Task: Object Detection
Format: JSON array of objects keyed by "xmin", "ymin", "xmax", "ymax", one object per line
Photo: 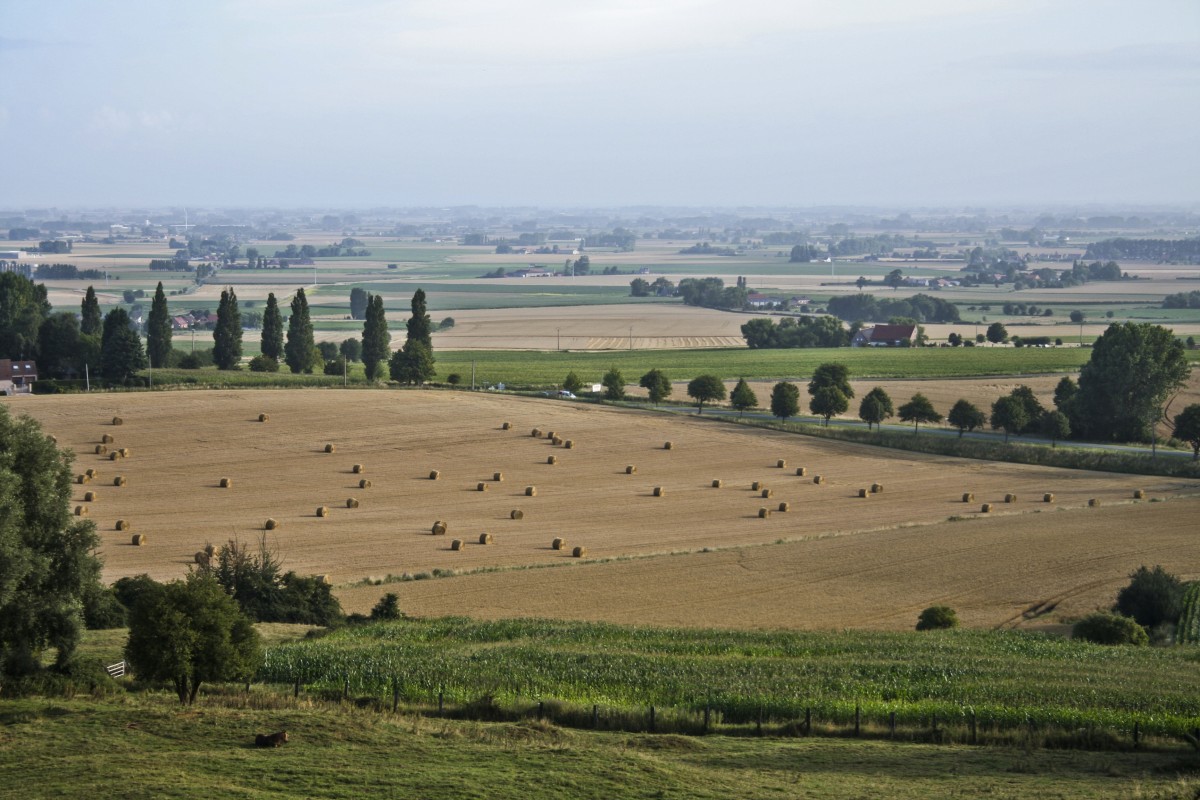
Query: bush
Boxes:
[
  {"xmin": 248, "ymin": 355, "xmax": 279, "ymax": 372},
  {"xmin": 915, "ymin": 606, "xmax": 958, "ymax": 631},
  {"xmin": 1073, "ymin": 612, "xmax": 1149, "ymax": 645},
  {"xmin": 446, "ymin": 373, "xmax": 461, "ymax": 385},
  {"xmin": 178, "ymin": 349, "xmax": 214, "ymax": 370},
  {"xmin": 1116, "ymin": 565, "xmax": 1184, "ymax": 628},
  {"xmin": 83, "ymin": 586, "xmax": 127, "ymax": 629},
  {"xmin": 323, "ymin": 357, "xmax": 347, "ymax": 376},
  {"xmin": 370, "ymin": 592, "xmax": 402, "ymax": 621},
  {"xmin": 317, "ymin": 341, "xmax": 339, "ymax": 360}
]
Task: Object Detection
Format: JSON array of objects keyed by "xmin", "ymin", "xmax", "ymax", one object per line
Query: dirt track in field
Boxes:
[{"xmin": 7, "ymin": 389, "xmax": 1199, "ymax": 630}]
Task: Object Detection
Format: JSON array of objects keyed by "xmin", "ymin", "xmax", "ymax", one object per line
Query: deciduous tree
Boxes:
[
  {"xmin": 770, "ymin": 381, "xmax": 800, "ymax": 422},
  {"xmin": 858, "ymin": 387, "xmax": 894, "ymax": 430},
  {"xmin": 389, "ymin": 340, "xmax": 435, "ymax": 384},
  {"xmin": 686, "ymin": 374, "xmax": 726, "ymax": 414},
  {"xmin": 80, "ymin": 285, "xmax": 102, "ymax": 336},
  {"xmin": 730, "ymin": 378, "xmax": 757, "ymax": 417},
  {"xmin": 261, "ymin": 293, "xmax": 283, "ymax": 361},
  {"xmin": 99, "ymin": 308, "xmax": 146, "ymax": 383},
  {"xmin": 213, "ymin": 287, "xmax": 242, "ymax": 370},
  {"xmin": 639, "ymin": 369, "xmax": 672, "ymax": 406},
  {"xmin": 361, "ymin": 294, "xmax": 390, "ymax": 381},
  {"xmin": 989, "ymin": 395, "xmax": 1028, "ymax": 443},
  {"xmin": 601, "ymin": 367, "xmax": 625, "ymax": 400},
  {"xmin": 284, "ymin": 289, "xmax": 315, "ymax": 374},
  {"xmin": 898, "ymin": 393, "xmax": 942, "ymax": 432},
  {"xmin": 1172, "ymin": 404, "xmax": 1200, "ymax": 460},
  {"xmin": 146, "ymin": 282, "xmax": 173, "ymax": 368},
  {"xmin": 947, "ymin": 399, "xmax": 985, "ymax": 438}
]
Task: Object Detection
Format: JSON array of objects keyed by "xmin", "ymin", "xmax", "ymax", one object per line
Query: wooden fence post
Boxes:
[
  {"xmin": 293, "ymin": 678, "xmax": 300, "ymax": 699},
  {"xmin": 854, "ymin": 703, "xmax": 861, "ymax": 737},
  {"xmin": 342, "ymin": 676, "xmax": 349, "ymax": 701},
  {"xmin": 704, "ymin": 702, "xmax": 710, "ymax": 734},
  {"xmin": 537, "ymin": 700, "xmax": 544, "ymax": 720},
  {"xmin": 649, "ymin": 705, "xmax": 656, "ymax": 733},
  {"xmin": 592, "ymin": 704, "xmax": 599, "ymax": 729},
  {"xmin": 804, "ymin": 707, "xmax": 811, "ymax": 736},
  {"xmin": 438, "ymin": 690, "xmax": 444, "ymax": 716},
  {"xmin": 970, "ymin": 711, "xmax": 977, "ymax": 745},
  {"xmin": 889, "ymin": 711, "xmax": 896, "ymax": 738}
]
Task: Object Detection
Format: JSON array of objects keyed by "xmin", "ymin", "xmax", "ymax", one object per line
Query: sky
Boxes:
[{"xmin": 1, "ymin": 0, "xmax": 1197, "ymax": 209}]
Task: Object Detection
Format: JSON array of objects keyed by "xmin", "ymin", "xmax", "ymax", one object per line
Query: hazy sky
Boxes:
[{"xmin": 1, "ymin": 0, "xmax": 1196, "ymax": 208}]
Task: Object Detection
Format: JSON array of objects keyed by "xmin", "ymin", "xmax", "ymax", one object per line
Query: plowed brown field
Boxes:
[{"xmin": 9, "ymin": 389, "xmax": 1198, "ymax": 630}]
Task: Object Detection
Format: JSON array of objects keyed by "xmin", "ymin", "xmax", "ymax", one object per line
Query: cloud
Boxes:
[{"xmin": 88, "ymin": 106, "xmax": 174, "ymax": 133}]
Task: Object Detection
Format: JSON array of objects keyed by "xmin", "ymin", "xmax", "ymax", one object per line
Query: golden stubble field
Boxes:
[{"xmin": 8, "ymin": 389, "xmax": 1199, "ymax": 630}]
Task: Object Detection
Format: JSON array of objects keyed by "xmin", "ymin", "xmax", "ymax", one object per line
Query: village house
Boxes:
[
  {"xmin": 0, "ymin": 359, "xmax": 37, "ymax": 394},
  {"xmin": 851, "ymin": 323, "xmax": 917, "ymax": 347}
]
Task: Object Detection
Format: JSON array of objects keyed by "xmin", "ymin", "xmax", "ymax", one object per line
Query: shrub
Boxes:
[
  {"xmin": 447, "ymin": 373, "xmax": 461, "ymax": 385},
  {"xmin": 83, "ymin": 585, "xmax": 127, "ymax": 629},
  {"xmin": 248, "ymin": 355, "xmax": 279, "ymax": 372},
  {"xmin": 915, "ymin": 606, "xmax": 958, "ymax": 631},
  {"xmin": 370, "ymin": 592, "xmax": 402, "ymax": 621},
  {"xmin": 1073, "ymin": 612, "xmax": 1149, "ymax": 646},
  {"xmin": 1116, "ymin": 565, "xmax": 1184, "ymax": 628},
  {"xmin": 323, "ymin": 356, "xmax": 347, "ymax": 376}
]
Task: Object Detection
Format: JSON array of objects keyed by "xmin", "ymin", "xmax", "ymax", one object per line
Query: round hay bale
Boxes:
[
  {"xmin": 962, "ymin": 492, "xmax": 974, "ymax": 503},
  {"xmin": 204, "ymin": 544, "xmax": 217, "ymax": 557},
  {"xmin": 1043, "ymin": 493, "xmax": 1055, "ymax": 503},
  {"xmin": 131, "ymin": 534, "xmax": 146, "ymax": 546},
  {"xmin": 795, "ymin": 467, "xmax": 807, "ymax": 477},
  {"xmin": 777, "ymin": 459, "xmax": 787, "ymax": 469},
  {"xmin": 758, "ymin": 507, "xmax": 771, "ymax": 518},
  {"xmin": 493, "ymin": 472, "xmax": 504, "ymax": 482},
  {"xmin": 75, "ymin": 505, "xmax": 88, "ymax": 516},
  {"xmin": 265, "ymin": 518, "xmax": 279, "ymax": 530},
  {"xmin": 109, "ymin": 452, "xmax": 119, "ymax": 461},
  {"xmin": 112, "ymin": 416, "xmax": 123, "ymax": 426},
  {"xmin": 653, "ymin": 486, "xmax": 666, "ymax": 497},
  {"xmin": 546, "ymin": 431, "xmax": 557, "ymax": 441},
  {"xmin": 95, "ymin": 444, "xmax": 107, "ymax": 455},
  {"xmin": 712, "ymin": 479, "xmax": 722, "ymax": 488},
  {"xmin": 1133, "ymin": 489, "xmax": 1146, "ymax": 500},
  {"xmin": 258, "ymin": 413, "xmax": 269, "ymax": 422},
  {"xmin": 551, "ymin": 437, "xmax": 562, "ymax": 446},
  {"xmin": 115, "ymin": 520, "xmax": 130, "ymax": 531},
  {"xmin": 345, "ymin": 497, "xmax": 359, "ymax": 509},
  {"xmin": 547, "ymin": 455, "xmax": 557, "ymax": 465},
  {"xmin": 813, "ymin": 476, "xmax": 825, "ymax": 485},
  {"xmin": 572, "ymin": 546, "xmax": 587, "ymax": 558},
  {"xmin": 663, "ymin": 441, "xmax": 673, "ymax": 450},
  {"xmin": 77, "ymin": 474, "xmax": 89, "ymax": 484},
  {"xmin": 510, "ymin": 509, "xmax": 524, "ymax": 520},
  {"xmin": 479, "ymin": 533, "xmax": 493, "ymax": 545},
  {"xmin": 531, "ymin": 428, "xmax": 542, "ymax": 437},
  {"xmin": 85, "ymin": 468, "xmax": 98, "ymax": 479},
  {"xmin": 552, "ymin": 537, "xmax": 566, "ymax": 550},
  {"xmin": 113, "ymin": 476, "xmax": 126, "ymax": 487},
  {"xmin": 778, "ymin": 502, "xmax": 790, "ymax": 512},
  {"xmin": 751, "ymin": 481, "xmax": 762, "ymax": 491},
  {"xmin": 431, "ymin": 521, "xmax": 447, "ymax": 535},
  {"xmin": 1088, "ymin": 498, "xmax": 1101, "ymax": 507},
  {"xmin": 477, "ymin": 482, "xmax": 488, "ymax": 492},
  {"xmin": 564, "ymin": 440, "xmax": 574, "ymax": 449},
  {"xmin": 761, "ymin": 488, "xmax": 773, "ymax": 498},
  {"xmin": 1004, "ymin": 493, "xmax": 1017, "ymax": 503},
  {"xmin": 119, "ymin": 448, "xmax": 130, "ymax": 457},
  {"xmin": 194, "ymin": 551, "xmax": 209, "ymax": 566},
  {"xmin": 220, "ymin": 477, "xmax": 233, "ymax": 488},
  {"xmin": 324, "ymin": 444, "xmax": 336, "ymax": 453},
  {"xmin": 525, "ymin": 486, "xmax": 537, "ymax": 496},
  {"xmin": 316, "ymin": 506, "xmax": 329, "ymax": 517},
  {"xmin": 858, "ymin": 488, "xmax": 869, "ymax": 498},
  {"xmin": 353, "ymin": 464, "xmax": 365, "ymax": 474},
  {"xmin": 980, "ymin": 503, "xmax": 993, "ymax": 513},
  {"xmin": 626, "ymin": 465, "xmax": 637, "ymax": 474},
  {"xmin": 871, "ymin": 483, "xmax": 884, "ymax": 494},
  {"xmin": 429, "ymin": 470, "xmax": 441, "ymax": 480},
  {"xmin": 83, "ymin": 491, "xmax": 97, "ymax": 502},
  {"xmin": 359, "ymin": 479, "xmax": 372, "ymax": 489},
  {"xmin": 501, "ymin": 422, "xmax": 511, "ymax": 430},
  {"xmin": 101, "ymin": 433, "xmax": 115, "ymax": 444},
  {"xmin": 450, "ymin": 539, "xmax": 464, "ymax": 551},
  {"xmin": 319, "ymin": 574, "xmax": 332, "ymax": 585}
]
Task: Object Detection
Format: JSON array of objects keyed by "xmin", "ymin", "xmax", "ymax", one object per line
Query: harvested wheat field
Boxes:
[
  {"xmin": 8, "ymin": 389, "xmax": 1199, "ymax": 629},
  {"xmin": 337, "ymin": 498, "xmax": 1200, "ymax": 630}
]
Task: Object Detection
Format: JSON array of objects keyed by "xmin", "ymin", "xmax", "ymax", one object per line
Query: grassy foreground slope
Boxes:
[{"xmin": 2, "ymin": 694, "xmax": 1196, "ymax": 800}]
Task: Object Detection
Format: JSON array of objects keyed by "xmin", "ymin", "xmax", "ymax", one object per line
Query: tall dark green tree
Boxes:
[
  {"xmin": 146, "ymin": 282, "xmax": 172, "ymax": 368},
  {"xmin": 37, "ymin": 313, "xmax": 84, "ymax": 379},
  {"xmin": 260, "ymin": 292, "xmax": 284, "ymax": 361},
  {"xmin": 389, "ymin": 340, "xmax": 435, "ymax": 385},
  {"xmin": 858, "ymin": 387, "xmax": 894, "ymax": 430},
  {"xmin": 686, "ymin": 374, "xmax": 726, "ymax": 414},
  {"xmin": 770, "ymin": 381, "xmax": 800, "ymax": 422},
  {"xmin": 0, "ymin": 273, "xmax": 49, "ymax": 359},
  {"xmin": 213, "ymin": 287, "xmax": 242, "ymax": 370},
  {"xmin": 99, "ymin": 308, "xmax": 146, "ymax": 384},
  {"xmin": 284, "ymin": 289, "xmax": 315, "ymax": 374},
  {"xmin": 810, "ymin": 386, "xmax": 848, "ymax": 425},
  {"xmin": 1173, "ymin": 404, "xmax": 1200, "ymax": 461},
  {"xmin": 990, "ymin": 396, "xmax": 1029, "ymax": 443},
  {"xmin": 0, "ymin": 406, "xmax": 102, "ymax": 674},
  {"xmin": 947, "ymin": 399, "xmax": 986, "ymax": 438},
  {"xmin": 1071, "ymin": 323, "xmax": 1190, "ymax": 442},
  {"xmin": 349, "ymin": 287, "xmax": 369, "ymax": 320},
  {"xmin": 639, "ymin": 369, "xmax": 672, "ymax": 406},
  {"xmin": 80, "ymin": 285, "xmax": 102, "ymax": 336},
  {"xmin": 898, "ymin": 393, "xmax": 942, "ymax": 432},
  {"xmin": 807, "ymin": 363, "xmax": 854, "ymax": 403},
  {"xmin": 601, "ymin": 367, "xmax": 625, "ymax": 400},
  {"xmin": 361, "ymin": 294, "xmax": 390, "ymax": 381},
  {"xmin": 730, "ymin": 378, "xmax": 758, "ymax": 416},
  {"xmin": 125, "ymin": 573, "xmax": 262, "ymax": 705},
  {"xmin": 1040, "ymin": 410, "xmax": 1071, "ymax": 447},
  {"xmin": 405, "ymin": 288, "xmax": 432, "ymax": 348}
]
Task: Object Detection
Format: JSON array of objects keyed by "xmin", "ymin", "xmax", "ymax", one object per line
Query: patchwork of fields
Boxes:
[{"xmin": 9, "ymin": 390, "xmax": 1198, "ymax": 633}]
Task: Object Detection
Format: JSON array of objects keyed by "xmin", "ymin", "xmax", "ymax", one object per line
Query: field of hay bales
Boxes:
[{"xmin": 8, "ymin": 389, "xmax": 1199, "ymax": 630}]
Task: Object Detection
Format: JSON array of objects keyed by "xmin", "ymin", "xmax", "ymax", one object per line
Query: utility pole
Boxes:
[
  {"xmin": 471, "ymin": 360, "xmax": 476, "ymax": 391},
  {"xmin": 556, "ymin": 327, "xmax": 561, "ymax": 351},
  {"xmin": 629, "ymin": 326, "xmax": 633, "ymax": 351},
  {"xmin": 85, "ymin": 363, "xmax": 90, "ymax": 392}
]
